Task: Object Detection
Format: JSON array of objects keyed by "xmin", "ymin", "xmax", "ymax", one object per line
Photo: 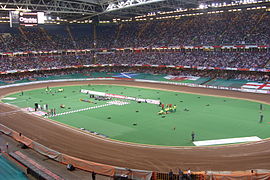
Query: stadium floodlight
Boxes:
[
  {"xmin": 105, "ymin": 0, "xmax": 165, "ymax": 12},
  {"xmin": 199, "ymin": 4, "xmax": 207, "ymax": 9}
]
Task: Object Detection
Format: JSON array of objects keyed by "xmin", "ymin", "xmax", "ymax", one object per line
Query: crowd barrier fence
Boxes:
[{"xmin": 0, "ymin": 77, "xmax": 269, "ymax": 95}]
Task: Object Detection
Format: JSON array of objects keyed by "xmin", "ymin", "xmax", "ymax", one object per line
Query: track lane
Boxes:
[{"xmin": 0, "ymin": 80, "xmax": 270, "ymax": 171}]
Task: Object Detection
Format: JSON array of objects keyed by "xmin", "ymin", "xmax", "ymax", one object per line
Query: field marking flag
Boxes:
[
  {"xmin": 164, "ymin": 75, "xmax": 200, "ymax": 81},
  {"xmin": 113, "ymin": 73, "xmax": 138, "ymax": 79},
  {"xmin": 261, "ymin": 83, "xmax": 270, "ymax": 90},
  {"xmin": 242, "ymin": 82, "xmax": 270, "ymax": 90}
]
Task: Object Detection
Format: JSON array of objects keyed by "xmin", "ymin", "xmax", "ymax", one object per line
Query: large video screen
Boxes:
[{"xmin": 9, "ymin": 11, "xmax": 45, "ymax": 27}]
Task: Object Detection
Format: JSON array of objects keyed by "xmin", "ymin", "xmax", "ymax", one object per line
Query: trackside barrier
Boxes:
[
  {"xmin": 205, "ymin": 170, "xmax": 270, "ymax": 180},
  {"xmin": 30, "ymin": 142, "xmax": 61, "ymax": 160},
  {"xmin": 0, "ymin": 124, "xmax": 33, "ymax": 146},
  {"xmin": 154, "ymin": 171, "xmax": 205, "ymax": 180},
  {"xmin": 154, "ymin": 171, "xmax": 270, "ymax": 180},
  {"xmin": 0, "ymin": 123, "xmax": 154, "ymax": 179},
  {"xmin": 115, "ymin": 167, "xmax": 152, "ymax": 180},
  {"xmin": 0, "ymin": 124, "xmax": 115, "ymax": 176},
  {"xmin": 59, "ymin": 154, "xmax": 115, "ymax": 176}
]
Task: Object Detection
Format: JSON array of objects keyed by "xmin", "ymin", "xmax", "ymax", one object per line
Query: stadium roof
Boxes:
[{"xmin": 0, "ymin": 0, "xmax": 268, "ymax": 21}]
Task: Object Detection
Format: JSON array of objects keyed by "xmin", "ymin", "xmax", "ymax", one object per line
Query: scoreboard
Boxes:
[{"xmin": 9, "ymin": 11, "xmax": 45, "ymax": 27}]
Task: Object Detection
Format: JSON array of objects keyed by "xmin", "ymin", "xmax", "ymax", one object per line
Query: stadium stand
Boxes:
[
  {"xmin": 96, "ymin": 51, "xmax": 270, "ymax": 68},
  {"xmin": 1, "ymin": 51, "xmax": 270, "ymax": 72},
  {"xmin": 0, "ymin": 2, "xmax": 270, "ymax": 179},
  {"xmin": 0, "ymin": 9, "xmax": 269, "ymax": 51}
]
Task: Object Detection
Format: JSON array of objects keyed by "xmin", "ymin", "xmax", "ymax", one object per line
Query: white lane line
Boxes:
[
  {"xmin": 1, "ymin": 97, "xmax": 17, "ymax": 100},
  {"xmin": 0, "ymin": 110, "xmax": 22, "ymax": 116},
  {"xmin": 48, "ymin": 104, "xmax": 113, "ymax": 117},
  {"xmin": 5, "ymin": 100, "xmax": 27, "ymax": 104},
  {"xmin": 48, "ymin": 101, "xmax": 130, "ymax": 117}
]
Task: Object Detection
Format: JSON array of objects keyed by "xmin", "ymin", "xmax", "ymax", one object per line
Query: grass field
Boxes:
[{"xmin": 2, "ymin": 84, "xmax": 270, "ymax": 146}]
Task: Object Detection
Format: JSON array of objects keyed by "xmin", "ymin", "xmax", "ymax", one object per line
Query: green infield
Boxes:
[{"xmin": 2, "ymin": 84, "xmax": 270, "ymax": 146}]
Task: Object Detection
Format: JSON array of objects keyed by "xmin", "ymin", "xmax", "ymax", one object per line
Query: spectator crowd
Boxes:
[
  {"xmin": 0, "ymin": 9, "xmax": 269, "ymax": 82},
  {"xmin": 96, "ymin": 51, "xmax": 270, "ymax": 69},
  {"xmin": 0, "ymin": 9, "xmax": 269, "ymax": 52},
  {"xmin": 0, "ymin": 55, "xmax": 269, "ymax": 82},
  {"xmin": 1, "ymin": 51, "xmax": 269, "ymax": 72}
]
